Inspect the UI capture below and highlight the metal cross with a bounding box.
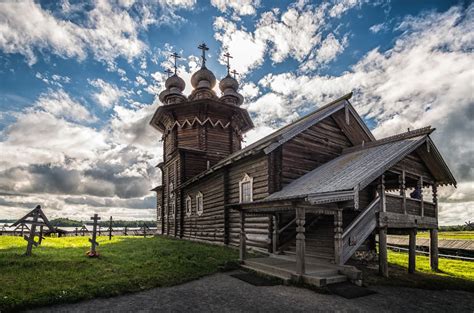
[223,52,232,75]
[198,43,209,67]
[171,52,181,75]
[231,69,239,79]
[164,68,173,78]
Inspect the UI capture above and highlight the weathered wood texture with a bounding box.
[281,116,352,187]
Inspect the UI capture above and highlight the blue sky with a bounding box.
[0,0,472,224]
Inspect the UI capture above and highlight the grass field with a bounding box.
[0,236,238,312]
[361,249,474,291]
[417,231,474,240]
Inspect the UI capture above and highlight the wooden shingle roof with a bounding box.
[265,127,456,203]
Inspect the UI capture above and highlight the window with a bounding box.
[196,192,203,216]
[186,196,192,217]
[239,173,253,203]
[169,193,175,217]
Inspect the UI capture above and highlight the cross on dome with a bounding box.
[223,52,232,75]
[231,69,239,79]
[171,52,181,75]
[198,43,209,67]
[164,68,173,78]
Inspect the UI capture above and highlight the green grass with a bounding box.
[417,231,474,240]
[0,236,238,312]
[361,249,474,291]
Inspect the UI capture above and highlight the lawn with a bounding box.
[0,235,238,312]
[361,249,474,291]
[417,231,474,240]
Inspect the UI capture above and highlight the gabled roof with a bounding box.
[182,92,374,187]
[265,127,456,203]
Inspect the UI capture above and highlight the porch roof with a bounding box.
[265,127,456,203]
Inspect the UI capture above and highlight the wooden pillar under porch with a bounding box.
[334,210,343,265]
[378,227,388,277]
[408,228,417,273]
[295,207,306,276]
[430,229,439,271]
[239,210,246,263]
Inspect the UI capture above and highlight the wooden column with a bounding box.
[430,229,439,271]
[272,214,279,254]
[399,170,406,214]
[378,227,388,277]
[379,175,386,212]
[267,214,273,253]
[419,176,424,216]
[408,228,417,273]
[295,207,306,276]
[334,210,343,265]
[433,184,438,219]
[239,210,246,263]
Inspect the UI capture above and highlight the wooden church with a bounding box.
[150,45,456,285]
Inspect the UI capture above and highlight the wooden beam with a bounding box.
[239,210,246,263]
[334,210,343,265]
[378,227,388,277]
[430,229,439,271]
[295,207,306,276]
[272,214,279,254]
[408,228,417,273]
[419,176,424,217]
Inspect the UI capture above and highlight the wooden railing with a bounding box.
[385,194,436,218]
[340,197,380,264]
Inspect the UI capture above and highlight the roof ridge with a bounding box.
[342,126,434,154]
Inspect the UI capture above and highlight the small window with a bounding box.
[239,173,253,203]
[186,196,192,217]
[169,192,175,217]
[157,205,162,220]
[196,192,203,216]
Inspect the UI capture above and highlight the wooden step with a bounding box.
[302,273,347,287]
[284,250,334,261]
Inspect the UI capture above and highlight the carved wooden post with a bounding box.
[378,227,388,277]
[38,225,44,245]
[430,228,439,271]
[433,184,438,219]
[272,214,279,254]
[408,228,417,273]
[295,207,306,276]
[239,210,246,263]
[108,216,113,240]
[334,210,343,265]
[419,176,424,216]
[89,214,100,255]
[399,170,406,214]
[24,211,39,256]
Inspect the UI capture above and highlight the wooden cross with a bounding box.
[231,69,239,79]
[198,43,209,67]
[223,52,232,75]
[164,68,173,78]
[108,216,113,240]
[89,214,100,254]
[171,52,181,75]
[124,226,128,236]
[141,223,150,238]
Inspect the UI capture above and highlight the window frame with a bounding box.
[185,195,192,217]
[157,205,162,220]
[239,173,253,203]
[196,192,204,216]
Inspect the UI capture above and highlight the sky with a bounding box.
[0,0,472,224]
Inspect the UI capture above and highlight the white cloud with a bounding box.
[35,89,96,123]
[369,22,387,33]
[89,79,124,108]
[0,0,195,67]
[211,0,261,16]
[300,33,348,71]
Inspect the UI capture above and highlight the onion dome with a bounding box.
[189,66,218,101]
[159,74,186,105]
[219,74,243,106]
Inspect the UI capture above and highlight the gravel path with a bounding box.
[29,271,474,313]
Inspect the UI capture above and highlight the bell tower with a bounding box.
[150,44,253,236]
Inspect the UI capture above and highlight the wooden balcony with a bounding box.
[380,194,437,229]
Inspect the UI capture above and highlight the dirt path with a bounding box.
[28,271,474,312]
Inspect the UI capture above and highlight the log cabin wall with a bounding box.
[163,154,182,236]
[182,173,225,243]
[227,154,270,250]
[281,116,353,187]
[392,151,436,185]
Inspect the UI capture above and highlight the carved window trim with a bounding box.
[186,195,192,217]
[239,173,253,203]
[196,192,204,216]
[157,205,162,221]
